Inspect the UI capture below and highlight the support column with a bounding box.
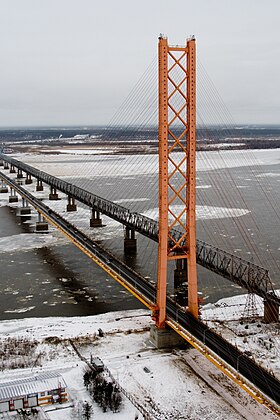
[36,179,44,191]
[4,162,9,170]
[150,324,186,349]
[124,227,137,253]
[17,168,24,179]
[49,187,59,200]
[10,165,16,174]
[67,196,77,212]
[90,209,103,227]
[0,160,3,166]
[9,187,18,203]
[263,300,279,323]
[36,212,48,231]
[19,197,31,215]
[155,36,198,329]
[25,173,32,184]
[0,180,8,193]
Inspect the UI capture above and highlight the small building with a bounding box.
[90,356,104,372]
[0,372,67,413]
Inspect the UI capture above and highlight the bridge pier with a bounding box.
[90,209,103,227]
[49,187,59,200]
[0,160,3,166]
[67,196,77,212]
[36,179,44,191]
[0,180,8,193]
[150,325,186,349]
[25,173,32,184]
[19,198,31,215]
[36,212,48,231]
[4,162,9,170]
[9,165,16,174]
[263,300,279,323]
[124,227,137,253]
[9,187,18,203]
[17,168,24,179]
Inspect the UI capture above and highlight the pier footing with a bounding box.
[9,195,18,203]
[150,325,186,349]
[19,207,31,215]
[36,221,49,231]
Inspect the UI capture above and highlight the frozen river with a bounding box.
[0,148,279,319]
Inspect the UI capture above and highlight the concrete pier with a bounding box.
[90,209,102,227]
[264,300,279,323]
[0,181,8,193]
[150,325,186,349]
[17,169,24,179]
[36,213,48,231]
[49,187,59,200]
[67,196,77,212]
[36,179,44,191]
[19,207,31,215]
[124,227,137,253]
[25,173,32,184]
[9,165,16,174]
[9,188,18,203]
[19,198,31,215]
[4,162,9,170]
[0,160,3,166]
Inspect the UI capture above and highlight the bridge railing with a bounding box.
[195,240,277,300]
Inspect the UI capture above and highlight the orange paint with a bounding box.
[156,36,198,327]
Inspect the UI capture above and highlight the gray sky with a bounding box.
[0,0,279,127]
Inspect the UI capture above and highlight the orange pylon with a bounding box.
[156,35,198,328]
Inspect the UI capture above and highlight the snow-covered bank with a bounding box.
[0,309,278,419]
[202,293,280,379]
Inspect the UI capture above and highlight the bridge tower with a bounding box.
[156,36,198,328]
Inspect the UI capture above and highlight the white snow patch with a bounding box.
[0,308,278,419]
[143,205,250,221]
[0,233,59,253]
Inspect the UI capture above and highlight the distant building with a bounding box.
[0,372,67,413]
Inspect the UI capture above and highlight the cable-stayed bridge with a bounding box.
[0,36,279,414]
[0,152,280,413]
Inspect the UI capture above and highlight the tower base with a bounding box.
[150,325,186,349]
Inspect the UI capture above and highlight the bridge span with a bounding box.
[0,169,280,411]
[0,153,279,316]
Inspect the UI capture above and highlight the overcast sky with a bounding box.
[0,0,279,127]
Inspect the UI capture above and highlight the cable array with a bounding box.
[27,53,279,308]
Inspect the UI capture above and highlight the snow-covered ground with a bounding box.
[202,294,280,378]
[0,309,278,420]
